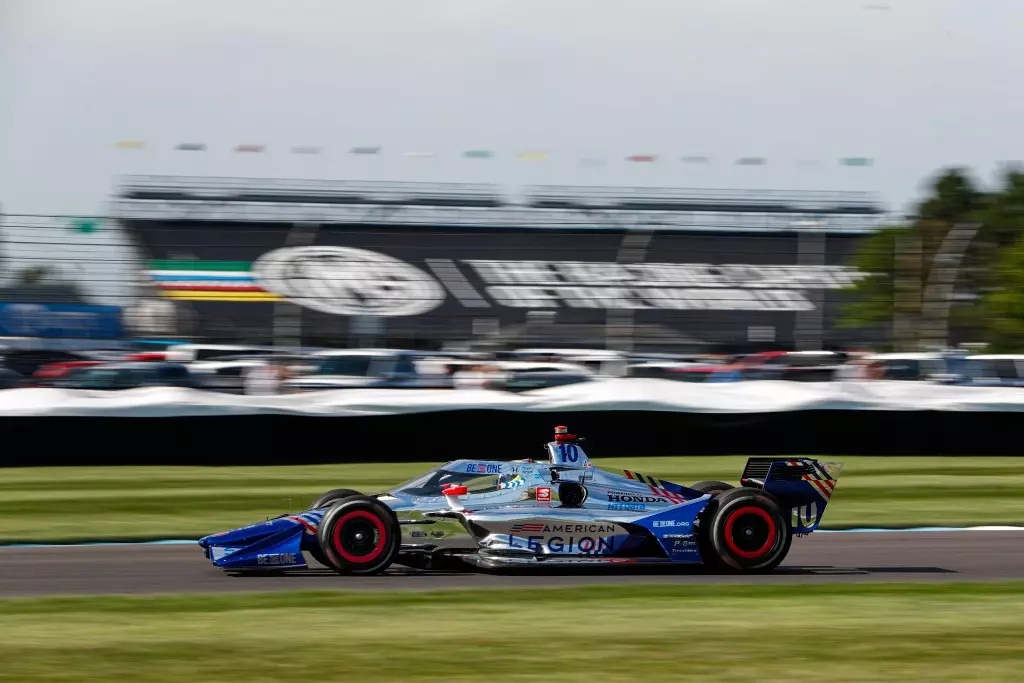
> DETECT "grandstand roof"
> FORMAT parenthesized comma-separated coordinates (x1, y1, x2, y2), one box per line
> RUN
(112, 175, 889, 234)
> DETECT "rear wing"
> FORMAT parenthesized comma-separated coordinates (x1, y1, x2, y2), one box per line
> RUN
(741, 458, 844, 533)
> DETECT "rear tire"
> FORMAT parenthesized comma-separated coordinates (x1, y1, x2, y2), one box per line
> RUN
(316, 496, 400, 575)
(691, 480, 733, 495)
(699, 487, 791, 573)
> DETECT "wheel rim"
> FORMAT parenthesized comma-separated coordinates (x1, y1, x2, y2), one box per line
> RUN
(332, 509, 387, 564)
(723, 506, 777, 559)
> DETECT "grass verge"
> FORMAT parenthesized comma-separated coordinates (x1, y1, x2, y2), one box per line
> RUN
(2, 456, 1024, 542)
(2, 583, 1023, 682)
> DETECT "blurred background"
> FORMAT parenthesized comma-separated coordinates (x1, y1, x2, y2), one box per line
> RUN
(3, 0, 1024, 390)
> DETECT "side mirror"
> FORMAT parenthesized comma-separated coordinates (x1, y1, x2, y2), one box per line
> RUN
(442, 485, 468, 496)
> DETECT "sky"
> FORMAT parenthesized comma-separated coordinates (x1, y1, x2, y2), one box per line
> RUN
(3, 0, 1024, 218)
(2, 0, 1024, 304)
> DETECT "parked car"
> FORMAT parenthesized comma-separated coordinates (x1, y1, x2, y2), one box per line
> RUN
(31, 360, 107, 387)
(164, 344, 277, 363)
(283, 349, 431, 391)
(859, 352, 968, 382)
(962, 355, 1024, 387)
(742, 351, 850, 382)
(496, 361, 595, 392)
(0, 367, 21, 389)
(59, 362, 199, 390)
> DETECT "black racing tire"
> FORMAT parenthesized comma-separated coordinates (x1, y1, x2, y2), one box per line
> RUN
(691, 480, 733, 495)
(316, 496, 401, 575)
(699, 487, 792, 573)
(310, 488, 363, 509)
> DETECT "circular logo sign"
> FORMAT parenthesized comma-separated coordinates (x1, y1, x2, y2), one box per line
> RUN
(252, 246, 445, 317)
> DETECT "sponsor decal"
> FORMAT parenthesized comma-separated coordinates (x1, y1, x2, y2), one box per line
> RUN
(466, 463, 502, 474)
(252, 246, 446, 316)
(536, 487, 552, 502)
(257, 553, 297, 565)
(608, 493, 669, 504)
(608, 502, 646, 511)
(509, 522, 617, 534)
(512, 535, 616, 554)
(652, 520, 690, 528)
(410, 530, 427, 538)
(429, 530, 445, 539)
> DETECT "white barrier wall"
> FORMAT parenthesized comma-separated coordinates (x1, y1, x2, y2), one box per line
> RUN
(3, 379, 1024, 418)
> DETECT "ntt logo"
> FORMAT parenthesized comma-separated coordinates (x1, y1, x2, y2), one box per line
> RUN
(253, 246, 446, 317)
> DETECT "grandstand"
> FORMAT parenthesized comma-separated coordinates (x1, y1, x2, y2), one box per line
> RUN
(112, 176, 889, 351)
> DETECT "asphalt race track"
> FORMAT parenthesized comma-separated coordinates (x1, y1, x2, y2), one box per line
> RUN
(0, 531, 1020, 597)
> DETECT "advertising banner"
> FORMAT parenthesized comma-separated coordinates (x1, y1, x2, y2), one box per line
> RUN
(0, 303, 124, 339)
(123, 222, 868, 349)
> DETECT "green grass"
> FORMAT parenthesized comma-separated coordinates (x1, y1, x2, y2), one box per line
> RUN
(2, 457, 1024, 543)
(2, 583, 1023, 682)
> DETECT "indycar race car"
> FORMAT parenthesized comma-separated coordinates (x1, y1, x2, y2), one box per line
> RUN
(199, 426, 842, 574)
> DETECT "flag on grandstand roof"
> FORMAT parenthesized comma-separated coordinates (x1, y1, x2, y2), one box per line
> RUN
(627, 154, 657, 162)
(350, 146, 381, 155)
(736, 157, 766, 165)
(404, 151, 438, 158)
(115, 140, 145, 149)
(518, 151, 548, 160)
(175, 142, 206, 151)
(235, 144, 265, 153)
(841, 157, 873, 166)
(463, 150, 494, 158)
(680, 156, 710, 164)
(580, 157, 606, 167)
(290, 145, 321, 154)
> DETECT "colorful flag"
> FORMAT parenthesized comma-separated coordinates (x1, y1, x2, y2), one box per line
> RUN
(736, 157, 766, 165)
(290, 145, 321, 154)
(350, 146, 381, 155)
(680, 156, 710, 164)
(840, 157, 873, 166)
(518, 151, 548, 160)
(175, 142, 206, 151)
(463, 150, 494, 159)
(115, 140, 145, 149)
(627, 154, 657, 162)
(235, 144, 265, 153)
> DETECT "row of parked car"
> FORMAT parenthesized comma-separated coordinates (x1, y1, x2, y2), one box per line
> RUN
(2, 344, 1023, 392)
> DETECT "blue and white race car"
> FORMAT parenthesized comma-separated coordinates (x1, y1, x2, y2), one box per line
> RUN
(200, 426, 842, 574)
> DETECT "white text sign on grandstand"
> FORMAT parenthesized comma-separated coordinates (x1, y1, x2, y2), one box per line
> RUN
(253, 247, 866, 315)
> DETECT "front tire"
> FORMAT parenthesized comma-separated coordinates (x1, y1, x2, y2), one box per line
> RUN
(310, 488, 363, 509)
(316, 496, 400, 575)
(700, 488, 791, 573)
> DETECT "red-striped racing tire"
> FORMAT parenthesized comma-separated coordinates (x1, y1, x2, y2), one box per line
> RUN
(703, 488, 791, 573)
(316, 496, 400, 575)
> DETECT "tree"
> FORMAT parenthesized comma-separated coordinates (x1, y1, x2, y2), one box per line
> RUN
(839, 168, 987, 350)
(978, 238, 1024, 350)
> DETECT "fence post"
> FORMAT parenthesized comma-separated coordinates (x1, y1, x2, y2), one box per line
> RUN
(272, 222, 319, 348)
(795, 229, 826, 350)
(606, 227, 653, 353)
(920, 222, 982, 350)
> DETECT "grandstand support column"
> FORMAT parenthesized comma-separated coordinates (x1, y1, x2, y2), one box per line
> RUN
(607, 227, 653, 353)
(795, 230, 826, 350)
(920, 222, 982, 351)
(273, 222, 320, 348)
